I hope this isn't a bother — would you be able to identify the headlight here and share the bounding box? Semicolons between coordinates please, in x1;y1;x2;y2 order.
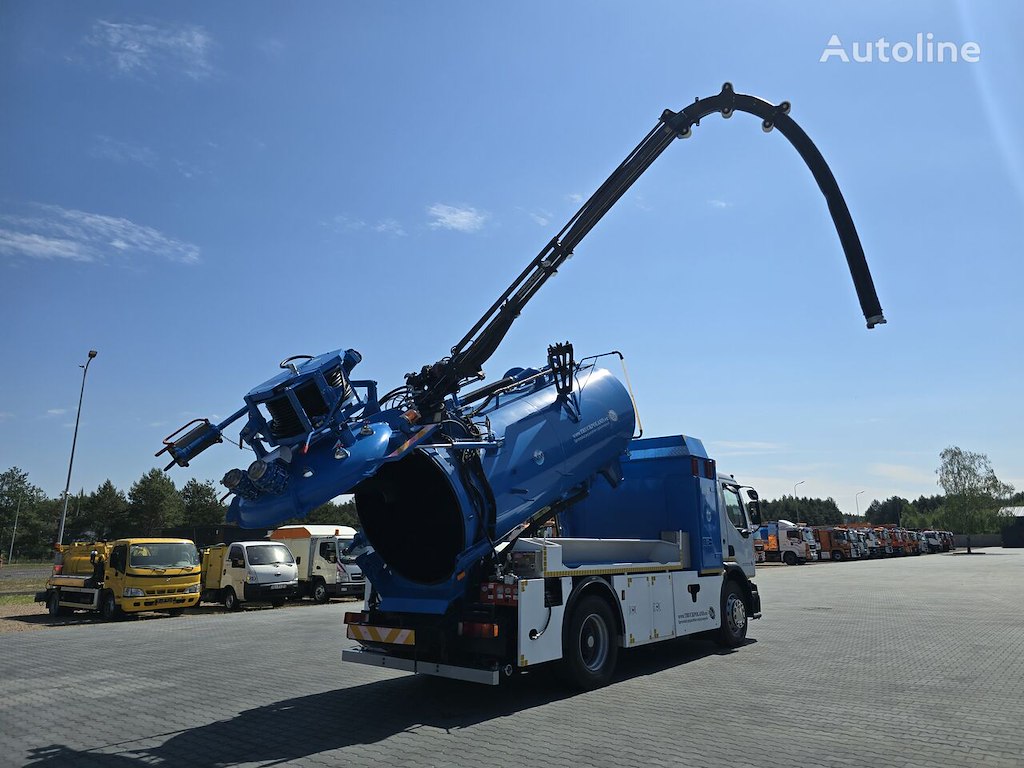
246;570;258;584
123;587;145;598
183;583;200;594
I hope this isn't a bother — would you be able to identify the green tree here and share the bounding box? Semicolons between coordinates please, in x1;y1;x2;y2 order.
0;467;52;560
284;498;360;529
128;469;184;535
759;496;842;526
937;446;1015;552
864;496;913;526
70;480;130;541
181;479;226;527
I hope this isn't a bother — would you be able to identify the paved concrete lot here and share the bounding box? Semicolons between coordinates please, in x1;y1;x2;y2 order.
1;549;1022;768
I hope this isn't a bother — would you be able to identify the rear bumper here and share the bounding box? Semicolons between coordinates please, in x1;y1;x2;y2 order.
342;647;499;685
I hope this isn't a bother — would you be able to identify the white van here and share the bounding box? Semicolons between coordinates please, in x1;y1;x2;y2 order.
270;525;364;602
201;541;299;610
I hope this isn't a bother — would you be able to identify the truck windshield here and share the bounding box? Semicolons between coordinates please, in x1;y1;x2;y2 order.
129;542;200;569
801;530;815;543
338;538;357;564
246;544;294;566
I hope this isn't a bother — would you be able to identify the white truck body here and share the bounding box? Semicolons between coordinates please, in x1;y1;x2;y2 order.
270;525;364;602
201;541;299;609
343;474;761;686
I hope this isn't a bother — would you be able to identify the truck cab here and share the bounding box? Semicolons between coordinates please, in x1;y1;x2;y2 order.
270;525;365;602
37;538;201;620
719;475;761;577
201;541;299;610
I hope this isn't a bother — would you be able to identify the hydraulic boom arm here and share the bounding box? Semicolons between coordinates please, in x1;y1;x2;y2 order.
406;82;885;413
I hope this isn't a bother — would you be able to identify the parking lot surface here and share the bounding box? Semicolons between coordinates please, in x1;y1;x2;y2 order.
1;549;1022;768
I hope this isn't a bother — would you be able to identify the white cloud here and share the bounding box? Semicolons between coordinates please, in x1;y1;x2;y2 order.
324;214;406;236
427;204;487;233
708;199;732;209
374;219;407;237
46;409;68;417
567;193;584;204
91;135;158;167
0;412;13;422
517;208;551;227
868;463;936;486
707;440;787;457
86;20;214;80
0;205;200;266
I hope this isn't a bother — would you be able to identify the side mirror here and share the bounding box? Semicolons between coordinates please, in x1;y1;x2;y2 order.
747;501;762;529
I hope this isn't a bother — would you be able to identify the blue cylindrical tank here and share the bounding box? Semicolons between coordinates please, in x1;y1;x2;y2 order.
354;364;635;613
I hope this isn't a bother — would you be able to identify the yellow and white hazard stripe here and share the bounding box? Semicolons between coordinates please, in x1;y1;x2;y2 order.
346;624;415;646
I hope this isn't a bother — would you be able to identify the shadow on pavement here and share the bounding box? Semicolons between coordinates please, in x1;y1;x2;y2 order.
25;635;751;766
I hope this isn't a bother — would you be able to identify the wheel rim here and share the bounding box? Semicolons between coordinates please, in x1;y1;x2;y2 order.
577;613;610;673
725;594;746;637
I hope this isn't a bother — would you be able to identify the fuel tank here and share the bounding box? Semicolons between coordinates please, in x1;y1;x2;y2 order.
354;364;635;613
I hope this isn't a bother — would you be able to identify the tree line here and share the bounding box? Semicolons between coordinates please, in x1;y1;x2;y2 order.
1;445;1016;561
761;446;1019;537
0;465;359;561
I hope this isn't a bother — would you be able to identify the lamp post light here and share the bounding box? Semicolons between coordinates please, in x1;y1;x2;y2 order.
56;350;97;548
855;490;865;518
793;480;806;498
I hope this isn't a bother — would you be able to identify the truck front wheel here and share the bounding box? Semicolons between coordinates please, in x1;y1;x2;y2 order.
562;595;618;690
100;591;122;621
312;578;329;604
783;551;797;566
715;581;748;648
223;587;240;611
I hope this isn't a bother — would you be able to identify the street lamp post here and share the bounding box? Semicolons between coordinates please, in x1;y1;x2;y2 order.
855;490;865;518
56;350;97;549
793;480;806;497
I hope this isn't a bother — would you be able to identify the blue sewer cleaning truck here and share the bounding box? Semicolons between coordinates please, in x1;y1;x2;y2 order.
158;84;885;688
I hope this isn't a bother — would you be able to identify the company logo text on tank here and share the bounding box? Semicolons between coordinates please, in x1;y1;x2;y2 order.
820;33;981;63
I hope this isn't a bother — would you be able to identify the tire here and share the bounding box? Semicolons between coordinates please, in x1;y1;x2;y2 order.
783;551;797;566
561;594;618;690
100;591;122;621
47;591;70;617
715;580;748;648
312;579;329;604
223;587;240;611
832;550;843;562
271;599;285;608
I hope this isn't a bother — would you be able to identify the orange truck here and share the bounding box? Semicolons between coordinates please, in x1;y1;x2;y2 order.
812;527;856;561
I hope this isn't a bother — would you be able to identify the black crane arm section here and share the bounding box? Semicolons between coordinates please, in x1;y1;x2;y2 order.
407;83;885;413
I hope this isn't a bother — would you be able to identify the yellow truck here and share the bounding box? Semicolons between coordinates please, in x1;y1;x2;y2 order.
36;538;202;620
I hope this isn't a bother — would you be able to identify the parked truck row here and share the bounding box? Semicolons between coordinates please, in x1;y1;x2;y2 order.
756;523;955;565
37;524;366;618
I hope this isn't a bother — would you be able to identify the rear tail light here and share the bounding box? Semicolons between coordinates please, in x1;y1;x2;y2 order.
344;611;368;625
458;621;500;638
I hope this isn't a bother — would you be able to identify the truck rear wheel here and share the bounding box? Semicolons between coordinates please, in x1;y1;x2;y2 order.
715;580;748;648
100;591;122;621
561;594;618;690
312;578;329;604
47;591;70;617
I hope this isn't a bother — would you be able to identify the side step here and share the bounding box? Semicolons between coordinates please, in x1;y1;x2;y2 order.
342;648;500;685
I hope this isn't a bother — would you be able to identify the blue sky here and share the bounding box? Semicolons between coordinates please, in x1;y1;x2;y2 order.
1;1;1021;516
